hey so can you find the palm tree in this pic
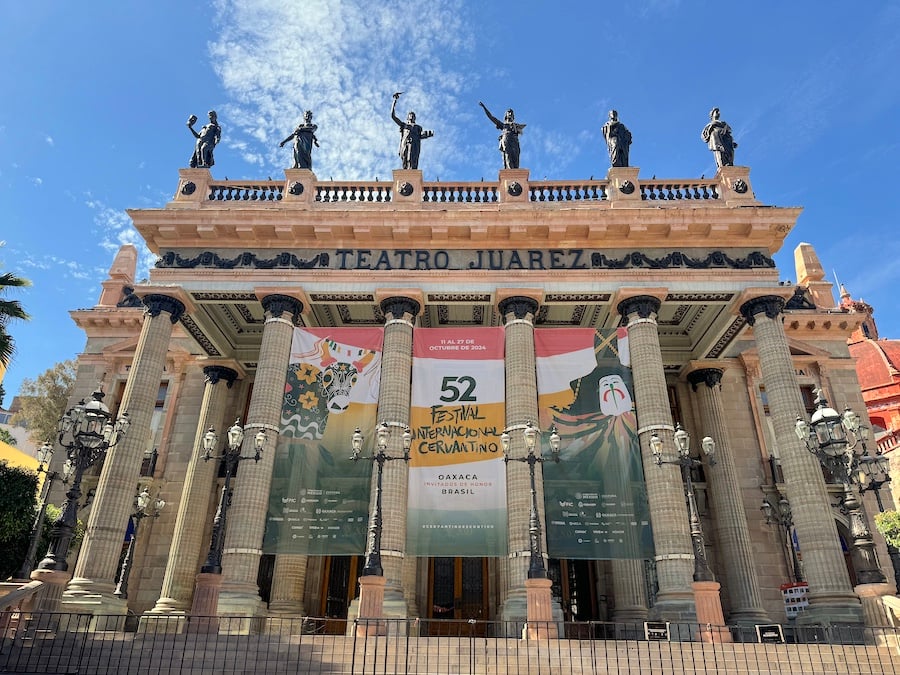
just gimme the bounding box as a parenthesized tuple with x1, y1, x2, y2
(0, 271, 30, 367)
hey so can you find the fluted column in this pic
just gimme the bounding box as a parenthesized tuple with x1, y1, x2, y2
(687, 368, 768, 624)
(612, 560, 649, 622)
(497, 296, 542, 623)
(740, 296, 862, 624)
(150, 365, 237, 614)
(617, 296, 696, 622)
(377, 296, 419, 617)
(64, 294, 186, 612)
(218, 294, 303, 617)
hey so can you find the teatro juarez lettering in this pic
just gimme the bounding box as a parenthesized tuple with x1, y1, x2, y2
(335, 248, 589, 270)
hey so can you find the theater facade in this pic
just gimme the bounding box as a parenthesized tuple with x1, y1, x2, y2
(52, 163, 896, 630)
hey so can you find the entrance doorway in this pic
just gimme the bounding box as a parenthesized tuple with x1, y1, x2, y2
(549, 558, 601, 622)
(426, 557, 488, 635)
(319, 555, 364, 634)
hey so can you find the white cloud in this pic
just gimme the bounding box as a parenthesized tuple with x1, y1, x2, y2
(45, 136, 54, 146)
(209, 0, 476, 180)
(29, 177, 42, 187)
(84, 198, 155, 278)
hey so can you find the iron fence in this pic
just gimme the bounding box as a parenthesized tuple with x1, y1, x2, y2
(1, 613, 898, 674)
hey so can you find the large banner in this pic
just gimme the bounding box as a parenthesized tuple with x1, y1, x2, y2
(263, 328, 383, 555)
(535, 328, 653, 560)
(407, 328, 507, 556)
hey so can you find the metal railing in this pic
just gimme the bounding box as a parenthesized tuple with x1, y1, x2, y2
(1, 614, 898, 674)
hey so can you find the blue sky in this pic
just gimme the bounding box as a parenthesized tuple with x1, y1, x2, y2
(2, 1, 899, 402)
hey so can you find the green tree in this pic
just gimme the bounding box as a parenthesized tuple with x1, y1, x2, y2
(0, 270, 31, 368)
(0, 460, 38, 579)
(875, 510, 900, 549)
(0, 427, 16, 446)
(11, 360, 77, 445)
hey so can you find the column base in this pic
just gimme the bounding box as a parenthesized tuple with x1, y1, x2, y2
(148, 596, 191, 615)
(650, 593, 697, 623)
(59, 577, 127, 620)
(796, 597, 864, 626)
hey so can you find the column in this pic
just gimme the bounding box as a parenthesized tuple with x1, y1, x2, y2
(687, 368, 768, 625)
(377, 296, 419, 617)
(150, 365, 237, 615)
(617, 296, 696, 622)
(218, 294, 303, 618)
(63, 294, 186, 613)
(611, 560, 649, 623)
(740, 296, 862, 624)
(497, 296, 541, 623)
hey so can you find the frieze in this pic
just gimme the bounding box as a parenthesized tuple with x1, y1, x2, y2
(544, 293, 611, 302)
(192, 292, 259, 301)
(437, 304, 486, 324)
(180, 314, 221, 356)
(705, 316, 747, 359)
(156, 248, 774, 272)
(309, 293, 375, 303)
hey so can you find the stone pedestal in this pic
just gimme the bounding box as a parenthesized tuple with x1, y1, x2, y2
(855, 582, 896, 627)
(606, 166, 641, 204)
(498, 169, 530, 203)
(692, 580, 731, 643)
(187, 573, 223, 634)
(30, 569, 72, 614)
(356, 575, 387, 636)
(525, 578, 558, 640)
(283, 169, 317, 204)
(392, 169, 423, 202)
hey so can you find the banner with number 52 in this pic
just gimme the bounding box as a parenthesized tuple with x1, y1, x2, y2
(407, 328, 507, 556)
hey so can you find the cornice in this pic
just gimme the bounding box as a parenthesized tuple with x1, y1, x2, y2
(129, 204, 802, 256)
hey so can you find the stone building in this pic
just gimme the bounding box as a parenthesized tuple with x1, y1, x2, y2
(48, 163, 896, 631)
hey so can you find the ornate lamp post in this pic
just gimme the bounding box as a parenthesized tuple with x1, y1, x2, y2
(17, 442, 70, 579)
(761, 495, 803, 583)
(500, 422, 560, 579)
(199, 419, 266, 574)
(351, 422, 412, 577)
(794, 391, 887, 585)
(649, 424, 716, 582)
(114, 486, 165, 599)
(36, 388, 129, 572)
(855, 444, 900, 588)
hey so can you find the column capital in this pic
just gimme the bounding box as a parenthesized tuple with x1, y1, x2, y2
(498, 295, 539, 322)
(203, 365, 239, 388)
(616, 295, 661, 322)
(261, 294, 304, 323)
(380, 296, 421, 321)
(142, 294, 186, 323)
(687, 368, 724, 392)
(739, 295, 785, 326)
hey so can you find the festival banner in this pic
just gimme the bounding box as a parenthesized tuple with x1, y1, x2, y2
(535, 328, 653, 560)
(263, 328, 383, 555)
(407, 328, 507, 556)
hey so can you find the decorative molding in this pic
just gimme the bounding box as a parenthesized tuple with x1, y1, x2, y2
(192, 292, 259, 301)
(203, 365, 238, 388)
(143, 294, 186, 323)
(498, 296, 539, 321)
(705, 317, 747, 359)
(740, 295, 785, 326)
(592, 250, 773, 270)
(666, 293, 734, 302)
(687, 368, 724, 391)
(309, 293, 375, 302)
(261, 294, 304, 323)
(179, 314, 221, 356)
(617, 295, 661, 320)
(544, 293, 611, 302)
(426, 293, 492, 303)
(380, 297, 421, 321)
(157, 250, 327, 270)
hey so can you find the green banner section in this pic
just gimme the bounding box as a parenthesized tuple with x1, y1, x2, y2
(263, 328, 382, 555)
(536, 328, 654, 560)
